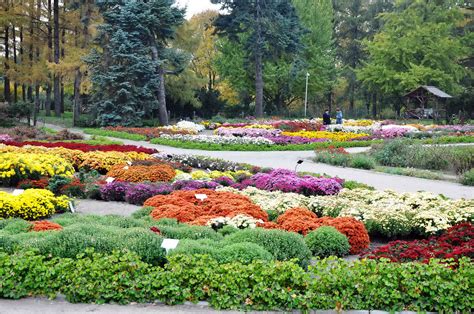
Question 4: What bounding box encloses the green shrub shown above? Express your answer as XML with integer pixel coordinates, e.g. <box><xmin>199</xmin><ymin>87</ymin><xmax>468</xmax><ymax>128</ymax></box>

<box><xmin>265</xmin><ymin>209</ymin><xmax>279</xmax><ymax>222</ymax></box>
<box><xmin>214</xmin><ymin>242</ymin><xmax>273</xmax><ymax>264</ymax></box>
<box><xmin>217</xmin><ymin>225</ymin><xmax>238</xmax><ymax>236</ymax></box>
<box><xmin>304</xmin><ymin>226</ymin><xmax>350</xmax><ymax>257</ymax></box>
<box><xmin>342</xmin><ymin>180</ymin><xmax>375</xmax><ymax>190</ymax></box>
<box><xmin>83</xmin><ymin>128</ymin><xmax>147</xmax><ymax>141</ymax></box>
<box><xmin>450</xmin><ymin>147</ymin><xmax>474</xmax><ymax>174</ymax></box>
<box><xmin>349</xmin><ymin>155</ymin><xmax>376</xmax><ymax>169</ymax></box>
<box><xmin>157</xmin><ymin>225</ymin><xmax>223</xmax><ymax>241</ymax></box>
<box><xmin>314</xmin><ymin>151</ymin><xmax>351</xmax><ymax>166</ymax></box>
<box><xmin>0</xmin><ymin>219</ymin><xmax>31</xmax><ymax>234</ymax></box>
<box><xmin>131</xmin><ymin>207</ymin><xmax>154</xmax><ymax>219</ymax></box>
<box><xmin>461</xmin><ymin>168</ymin><xmax>474</xmax><ymax>186</ymax></box>
<box><xmin>223</xmin><ymin>228</ymin><xmax>311</xmax><ymax>267</ymax></box>
<box><xmin>169</xmin><ymin>239</ymin><xmax>217</xmax><ymax>257</ymax></box>
<box><xmin>0</xmin><ymin>250</ymin><xmax>472</xmax><ymax>311</ymax></box>
<box><xmin>154</xmin><ymin>218</ymin><xmax>179</xmax><ymax>226</ymax></box>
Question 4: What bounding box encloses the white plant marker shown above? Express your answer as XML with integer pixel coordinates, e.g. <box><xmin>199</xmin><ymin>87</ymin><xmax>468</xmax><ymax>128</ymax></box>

<box><xmin>161</xmin><ymin>239</ymin><xmax>179</xmax><ymax>254</ymax></box>
<box><xmin>105</xmin><ymin>177</ymin><xmax>115</xmax><ymax>183</ymax></box>
<box><xmin>123</xmin><ymin>166</ymin><xmax>129</xmax><ymax>170</ymax></box>
<box><xmin>69</xmin><ymin>201</ymin><xmax>76</xmax><ymax>213</ymax></box>
<box><xmin>195</xmin><ymin>194</ymin><xmax>208</xmax><ymax>201</ymax></box>
<box><xmin>126</xmin><ymin>161</ymin><xmax>132</xmax><ymax>166</ymax></box>
<box><xmin>12</xmin><ymin>189</ymin><xmax>25</xmax><ymax>196</ymax></box>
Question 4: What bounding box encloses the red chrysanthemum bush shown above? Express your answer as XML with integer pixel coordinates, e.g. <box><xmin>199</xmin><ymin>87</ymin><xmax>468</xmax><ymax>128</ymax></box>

<box><xmin>106</xmin><ymin>164</ymin><xmax>176</xmax><ymax>183</ymax></box>
<box><xmin>260</xmin><ymin>207</ymin><xmax>370</xmax><ymax>254</ymax></box>
<box><xmin>365</xmin><ymin>222</ymin><xmax>474</xmax><ymax>263</ymax></box>
<box><xmin>17</xmin><ymin>177</ymin><xmax>49</xmax><ymax>189</ymax></box>
<box><xmin>31</xmin><ymin>220</ymin><xmax>63</xmax><ymax>232</ymax></box>
<box><xmin>144</xmin><ymin>189</ymin><xmax>268</xmax><ymax>223</ymax></box>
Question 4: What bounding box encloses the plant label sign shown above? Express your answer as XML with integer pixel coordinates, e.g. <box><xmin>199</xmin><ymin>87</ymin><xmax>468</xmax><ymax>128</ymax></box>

<box><xmin>69</xmin><ymin>201</ymin><xmax>75</xmax><ymax>213</ymax></box>
<box><xmin>12</xmin><ymin>189</ymin><xmax>25</xmax><ymax>196</ymax></box>
<box><xmin>195</xmin><ymin>194</ymin><xmax>208</xmax><ymax>201</ymax></box>
<box><xmin>161</xmin><ymin>239</ymin><xmax>179</xmax><ymax>254</ymax></box>
<box><xmin>126</xmin><ymin>161</ymin><xmax>133</xmax><ymax>166</ymax></box>
<box><xmin>105</xmin><ymin>177</ymin><xmax>115</xmax><ymax>183</ymax></box>
<box><xmin>123</xmin><ymin>166</ymin><xmax>129</xmax><ymax>170</ymax></box>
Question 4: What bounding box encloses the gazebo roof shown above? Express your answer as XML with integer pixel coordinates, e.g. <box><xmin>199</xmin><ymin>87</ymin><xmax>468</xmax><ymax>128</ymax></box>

<box><xmin>404</xmin><ymin>85</ymin><xmax>452</xmax><ymax>99</ymax></box>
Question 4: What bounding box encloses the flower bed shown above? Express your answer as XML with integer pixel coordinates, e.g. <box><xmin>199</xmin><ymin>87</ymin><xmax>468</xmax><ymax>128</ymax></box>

<box><xmin>365</xmin><ymin>222</ymin><xmax>474</xmax><ymax>263</ymax></box>
<box><xmin>309</xmin><ymin>188</ymin><xmax>474</xmax><ymax>236</ymax></box>
<box><xmin>106</xmin><ymin>164</ymin><xmax>176</xmax><ymax>183</ymax></box>
<box><xmin>215</xmin><ymin>127</ymin><xmax>281</xmax><ymax>137</ymax></box>
<box><xmin>236</xmin><ymin>169</ymin><xmax>343</xmax><ymax>196</ymax></box>
<box><xmin>0</xmin><ymin>189</ymin><xmax>70</xmax><ymax>220</ymax></box>
<box><xmin>144</xmin><ymin>189</ymin><xmax>268</xmax><ymax>223</ymax></box>
<box><xmin>0</xmin><ymin>152</ymin><xmax>74</xmax><ymax>183</ymax></box>
<box><xmin>160</xmin><ymin>134</ymin><xmax>275</xmax><ymax>145</ymax></box>
<box><xmin>282</xmin><ymin>130</ymin><xmax>370</xmax><ymax>142</ymax></box>
<box><xmin>1</xmin><ymin>140</ymin><xmax>157</xmax><ymax>154</ymax></box>
<box><xmin>261</xmin><ymin>207</ymin><xmax>370</xmax><ymax>254</ymax></box>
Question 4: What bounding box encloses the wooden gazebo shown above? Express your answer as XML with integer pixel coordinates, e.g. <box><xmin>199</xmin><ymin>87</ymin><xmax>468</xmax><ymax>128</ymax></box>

<box><xmin>404</xmin><ymin>85</ymin><xmax>452</xmax><ymax>120</ymax></box>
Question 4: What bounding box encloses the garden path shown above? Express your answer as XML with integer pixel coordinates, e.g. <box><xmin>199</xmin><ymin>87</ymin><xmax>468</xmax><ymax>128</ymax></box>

<box><xmin>40</xmin><ymin>123</ymin><xmax>474</xmax><ymax>199</ymax></box>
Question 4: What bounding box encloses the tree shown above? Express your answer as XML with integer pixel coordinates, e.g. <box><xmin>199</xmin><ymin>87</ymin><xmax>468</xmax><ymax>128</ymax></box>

<box><xmin>293</xmin><ymin>0</ymin><xmax>337</xmax><ymax>114</ymax></box>
<box><xmin>212</xmin><ymin>0</ymin><xmax>305</xmax><ymax>118</ymax></box>
<box><xmin>357</xmin><ymin>0</ymin><xmax>468</xmax><ymax>116</ymax></box>
<box><xmin>88</xmin><ymin>0</ymin><xmax>185</xmax><ymax>126</ymax></box>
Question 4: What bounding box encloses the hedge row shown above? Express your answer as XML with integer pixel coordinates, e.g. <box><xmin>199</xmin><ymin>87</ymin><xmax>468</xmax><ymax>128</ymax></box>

<box><xmin>0</xmin><ymin>250</ymin><xmax>472</xmax><ymax>312</ymax></box>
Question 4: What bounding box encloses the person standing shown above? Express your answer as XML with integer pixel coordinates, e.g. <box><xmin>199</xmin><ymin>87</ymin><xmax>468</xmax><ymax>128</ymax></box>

<box><xmin>336</xmin><ymin>108</ymin><xmax>343</xmax><ymax>124</ymax></box>
<box><xmin>323</xmin><ymin>109</ymin><xmax>331</xmax><ymax>125</ymax></box>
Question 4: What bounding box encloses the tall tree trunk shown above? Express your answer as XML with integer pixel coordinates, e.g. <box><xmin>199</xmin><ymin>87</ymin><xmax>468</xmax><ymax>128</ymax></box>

<box><xmin>73</xmin><ymin>70</ymin><xmax>82</xmax><ymax>126</ymax></box>
<box><xmin>28</xmin><ymin>1</ymin><xmax>34</xmax><ymax>103</ymax></box>
<box><xmin>4</xmin><ymin>23</ymin><xmax>11</xmax><ymax>103</ymax></box>
<box><xmin>45</xmin><ymin>0</ymin><xmax>53</xmax><ymax>116</ymax></box>
<box><xmin>53</xmin><ymin>0</ymin><xmax>61</xmax><ymax>117</ymax></box>
<box><xmin>12</xmin><ymin>25</ymin><xmax>18</xmax><ymax>103</ymax></box>
<box><xmin>19</xmin><ymin>25</ymin><xmax>26</xmax><ymax>102</ymax></box>
<box><xmin>157</xmin><ymin>66</ymin><xmax>168</xmax><ymax>125</ymax></box>
<box><xmin>372</xmin><ymin>92</ymin><xmax>377</xmax><ymax>119</ymax></box>
<box><xmin>150</xmin><ymin>44</ymin><xmax>168</xmax><ymax>125</ymax></box>
<box><xmin>254</xmin><ymin>0</ymin><xmax>264</xmax><ymax>118</ymax></box>
<box><xmin>60</xmin><ymin>14</ymin><xmax>65</xmax><ymax>113</ymax></box>
<box><xmin>33</xmin><ymin>85</ymin><xmax>40</xmax><ymax>126</ymax></box>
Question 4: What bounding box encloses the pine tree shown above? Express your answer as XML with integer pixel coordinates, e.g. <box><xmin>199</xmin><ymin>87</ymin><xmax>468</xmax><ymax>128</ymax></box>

<box><xmin>212</xmin><ymin>0</ymin><xmax>305</xmax><ymax>118</ymax></box>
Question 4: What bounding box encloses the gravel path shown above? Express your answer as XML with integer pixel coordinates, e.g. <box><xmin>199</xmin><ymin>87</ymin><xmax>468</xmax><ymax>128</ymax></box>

<box><xmin>38</xmin><ymin>123</ymin><xmax>474</xmax><ymax>199</ymax></box>
<box><xmin>74</xmin><ymin>199</ymin><xmax>141</xmax><ymax>216</ymax></box>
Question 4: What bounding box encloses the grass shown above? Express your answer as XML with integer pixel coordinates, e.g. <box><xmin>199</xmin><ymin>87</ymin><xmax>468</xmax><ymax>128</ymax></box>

<box><xmin>83</xmin><ymin>128</ymin><xmax>147</xmax><ymax>141</ymax></box>
<box><xmin>36</xmin><ymin>111</ymin><xmax>74</xmax><ymax>128</ymax></box>
<box><xmin>374</xmin><ymin>166</ymin><xmax>450</xmax><ymax>181</ymax></box>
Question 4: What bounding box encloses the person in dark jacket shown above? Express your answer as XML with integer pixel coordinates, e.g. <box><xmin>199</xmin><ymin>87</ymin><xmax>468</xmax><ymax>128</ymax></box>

<box><xmin>322</xmin><ymin>109</ymin><xmax>331</xmax><ymax>125</ymax></box>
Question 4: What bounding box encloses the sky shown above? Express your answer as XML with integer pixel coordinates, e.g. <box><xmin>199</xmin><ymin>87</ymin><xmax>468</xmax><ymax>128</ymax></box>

<box><xmin>175</xmin><ymin>0</ymin><xmax>221</xmax><ymax>19</ymax></box>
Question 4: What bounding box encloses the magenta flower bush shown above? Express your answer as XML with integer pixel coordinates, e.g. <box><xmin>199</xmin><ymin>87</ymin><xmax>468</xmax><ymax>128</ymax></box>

<box><xmin>0</xmin><ymin>134</ymin><xmax>13</xmax><ymax>142</ymax></box>
<box><xmin>171</xmin><ymin>180</ymin><xmax>220</xmax><ymax>191</ymax></box>
<box><xmin>125</xmin><ymin>183</ymin><xmax>173</xmax><ymax>205</ymax></box>
<box><xmin>100</xmin><ymin>182</ymin><xmax>131</xmax><ymax>202</ymax></box>
<box><xmin>237</xmin><ymin>169</ymin><xmax>343</xmax><ymax>196</ymax></box>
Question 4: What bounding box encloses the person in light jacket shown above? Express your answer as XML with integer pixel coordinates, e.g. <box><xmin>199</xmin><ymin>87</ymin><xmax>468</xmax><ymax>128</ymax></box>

<box><xmin>336</xmin><ymin>108</ymin><xmax>343</xmax><ymax>124</ymax></box>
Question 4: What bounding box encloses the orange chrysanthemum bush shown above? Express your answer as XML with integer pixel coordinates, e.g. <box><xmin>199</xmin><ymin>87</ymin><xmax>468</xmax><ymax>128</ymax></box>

<box><xmin>317</xmin><ymin>217</ymin><xmax>370</xmax><ymax>255</ymax></box>
<box><xmin>144</xmin><ymin>189</ymin><xmax>268</xmax><ymax>223</ymax></box>
<box><xmin>106</xmin><ymin>164</ymin><xmax>176</xmax><ymax>183</ymax></box>
<box><xmin>31</xmin><ymin>220</ymin><xmax>63</xmax><ymax>232</ymax></box>
<box><xmin>262</xmin><ymin>207</ymin><xmax>369</xmax><ymax>254</ymax></box>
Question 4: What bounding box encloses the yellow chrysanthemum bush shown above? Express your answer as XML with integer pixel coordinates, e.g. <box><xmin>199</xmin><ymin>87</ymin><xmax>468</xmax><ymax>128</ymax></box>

<box><xmin>0</xmin><ymin>145</ymin><xmax>151</xmax><ymax>174</ymax></box>
<box><xmin>282</xmin><ymin>131</ymin><xmax>369</xmax><ymax>142</ymax></box>
<box><xmin>0</xmin><ymin>152</ymin><xmax>74</xmax><ymax>185</ymax></box>
<box><xmin>0</xmin><ymin>189</ymin><xmax>70</xmax><ymax>220</ymax></box>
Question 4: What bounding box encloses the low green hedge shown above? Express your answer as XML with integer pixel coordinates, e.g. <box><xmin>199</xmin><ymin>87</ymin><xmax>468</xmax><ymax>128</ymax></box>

<box><xmin>0</xmin><ymin>250</ymin><xmax>471</xmax><ymax>312</ymax></box>
<box><xmin>83</xmin><ymin>128</ymin><xmax>147</xmax><ymax>141</ymax></box>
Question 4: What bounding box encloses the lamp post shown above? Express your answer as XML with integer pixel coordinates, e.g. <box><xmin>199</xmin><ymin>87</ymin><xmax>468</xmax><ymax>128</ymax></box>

<box><xmin>304</xmin><ymin>72</ymin><xmax>310</xmax><ymax>117</ymax></box>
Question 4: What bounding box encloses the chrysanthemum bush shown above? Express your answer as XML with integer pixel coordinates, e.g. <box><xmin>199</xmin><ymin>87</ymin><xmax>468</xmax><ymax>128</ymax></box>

<box><xmin>0</xmin><ymin>189</ymin><xmax>70</xmax><ymax>220</ymax></box>
<box><xmin>106</xmin><ymin>163</ymin><xmax>176</xmax><ymax>183</ymax></box>
<box><xmin>308</xmin><ymin>188</ymin><xmax>474</xmax><ymax>237</ymax></box>
<box><xmin>1</xmin><ymin>140</ymin><xmax>157</xmax><ymax>153</ymax></box>
<box><xmin>144</xmin><ymin>189</ymin><xmax>268</xmax><ymax>224</ymax></box>
<box><xmin>0</xmin><ymin>152</ymin><xmax>74</xmax><ymax>184</ymax></box>
<box><xmin>259</xmin><ymin>207</ymin><xmax>370</xmax><ymax>254</ymax></box>
<box><xmin>0</xmin><ymin>144</ymin><xmax>152</xmax><ymax>173</ymax></box>
<box><xmin>365</xmin><ymin>222</ymin><xmax>474</xmax><ymax>263</ymax></box>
